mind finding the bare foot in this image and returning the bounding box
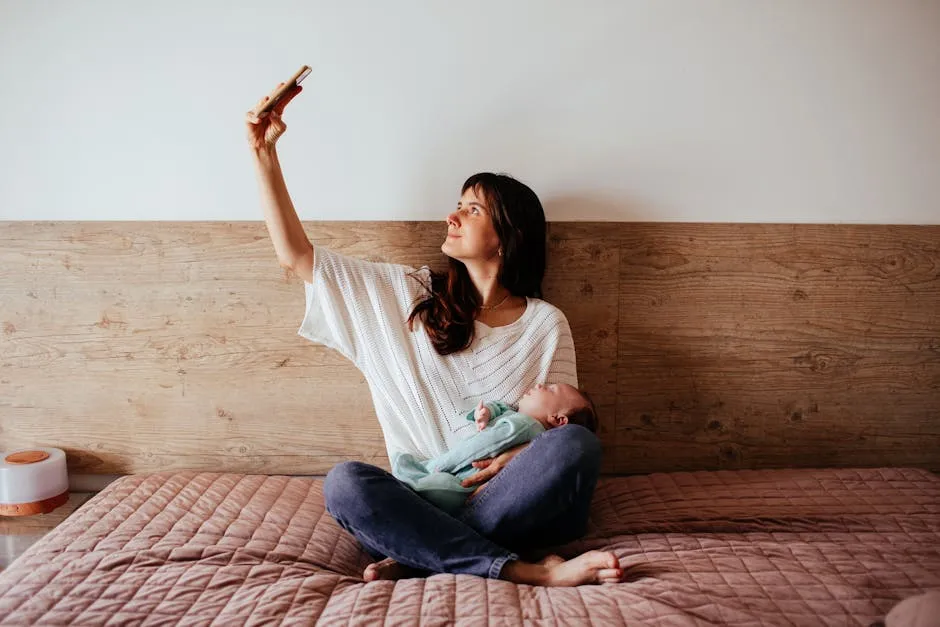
[502,550,622,587]
[362,557,422,582]
[537,554,565,568]
[544,550,622,586]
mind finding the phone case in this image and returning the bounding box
[254,65,311,117]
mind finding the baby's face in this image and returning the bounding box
[517,382,585,428]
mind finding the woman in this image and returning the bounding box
[245,83,622,586]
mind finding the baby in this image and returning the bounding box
[392,382,598,514]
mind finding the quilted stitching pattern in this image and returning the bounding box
[0,468,937,626]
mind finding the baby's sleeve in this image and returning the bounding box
[463,401,512,423]
[435,414,542,473]
[298,246,429,367]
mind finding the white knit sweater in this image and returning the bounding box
[298,247,579,460]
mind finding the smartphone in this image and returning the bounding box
[253,65,311,118]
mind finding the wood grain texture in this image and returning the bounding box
[1,221,937,475]
[615,224,940,473]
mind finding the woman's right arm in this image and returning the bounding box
[250,86,424,365]
[246,84,314,283]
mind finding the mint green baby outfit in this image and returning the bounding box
[391,401,545,514]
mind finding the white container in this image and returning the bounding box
[0,447,69,516]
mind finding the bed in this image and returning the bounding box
[2,222,939,624]
[1,466,937,626]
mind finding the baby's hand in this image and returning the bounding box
[474,400,491,431]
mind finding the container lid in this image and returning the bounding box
[5,450,51,465]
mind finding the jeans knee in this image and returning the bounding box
[323,461,374,517]
[542,424,602,475]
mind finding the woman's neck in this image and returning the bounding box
[464,260,512,309]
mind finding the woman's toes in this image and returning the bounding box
[596,568,623,583]
[585,550,619,570]
[362,563,380,582]
[604,552,619,569]
[363,558,424,582]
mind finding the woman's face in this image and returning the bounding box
[441,186,502,263]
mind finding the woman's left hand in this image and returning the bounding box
[461,442,529,499]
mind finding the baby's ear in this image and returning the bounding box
[552,414,569,427]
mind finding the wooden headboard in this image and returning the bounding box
[2,222,938,475]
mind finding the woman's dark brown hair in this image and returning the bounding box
[408,172,547,356]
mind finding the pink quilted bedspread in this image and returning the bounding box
[1,467,938,626]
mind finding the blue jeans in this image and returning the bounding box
[323,424,602,579]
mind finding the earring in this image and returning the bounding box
[498,248,503,257]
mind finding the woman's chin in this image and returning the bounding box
[441,242,465,261]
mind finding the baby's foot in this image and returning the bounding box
[362,557,422,582]
[544,550,622,586]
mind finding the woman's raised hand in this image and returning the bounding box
[245,83,303,151]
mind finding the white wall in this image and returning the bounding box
[1,0,938,223]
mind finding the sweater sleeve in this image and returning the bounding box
[297,246,429,367]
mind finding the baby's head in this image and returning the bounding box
[517,382,598,432]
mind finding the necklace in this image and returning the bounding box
[480,293,512,311]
